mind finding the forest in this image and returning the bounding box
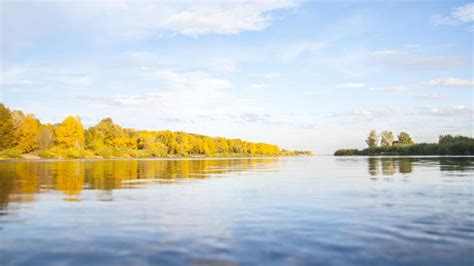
[0,103,312,159]
[334,130,474,156]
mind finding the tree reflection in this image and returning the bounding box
[368,157,473,178]
[55,161,85,201]
[367,157,413,177]
[368,158,378,176]
[439,157,473,172]
[0,169,14,211]
[381,158,396,176]
[398,158,413,174]
[0,158,277,209]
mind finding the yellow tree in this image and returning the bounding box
[158,130,178,154]
[137,131,167,156]
[249,143,257,155]
[55,116,85,149]
[38,124,55,149]
[176,132,191,155]
[190,135,203,154]
[217,137,229,154]
[229,139,243,153]
[202,137,217,155]
[15,114,41,152]
[85,127,105,150]
[11,110,25,132]
[0,103,15,149]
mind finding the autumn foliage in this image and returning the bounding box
[0,103,312,159]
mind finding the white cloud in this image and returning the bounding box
[431,15,460,26]
[162,1,299,36]
[1,65,96,88]
[368,50,469,71]
[350,107,413,121]
[280,41,327,61]
[140,68,232,91]
[334,105,473,122]
[124,50,245,75]
[62,75,94,87]
[76,67,308,129]
[335,82,408,92]
[2,1,299,53]
[335,82,367,89]
[452,3,474,22]
[418,105,473,117]
[421,77,474,88]
[413,93,443,100]
[79,68,245,121]
[248,84,270,89]
[0,67,33,85]
[403,44,421,50]
[78,93,162,107]
[207,58,240,73]
[368,85,408,92]
[264,73,280,79]
[432,3,474,26]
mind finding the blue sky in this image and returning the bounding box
[1,0,473,154]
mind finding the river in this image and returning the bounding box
[0,156,473,265]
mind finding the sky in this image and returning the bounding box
[1,0,473,154]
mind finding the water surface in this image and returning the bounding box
[0,157,473,265]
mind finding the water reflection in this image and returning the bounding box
[367,158,413,176]
[367,157,473,177]
[438,157,474,172]
[0,158,278,208]
[0,157,473,265]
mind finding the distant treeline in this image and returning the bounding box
[0,103,312,159]
[334,130,474,156]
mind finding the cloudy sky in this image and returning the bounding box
[1,0,473,154]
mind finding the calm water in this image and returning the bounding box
[0,156,473,266]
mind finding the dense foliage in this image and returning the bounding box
[0,103,311,159]
[334,130,474,156]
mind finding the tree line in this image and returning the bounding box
[334,130,474,156]
[0,103,312,159]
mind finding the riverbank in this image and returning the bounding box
[0,150,312,160]
[334,141,474,156]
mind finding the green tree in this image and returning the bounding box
[0,103,15,149]
[397,132,414,145]
[366,130,378,147]
[380,131,394,147]
[55,116,85,149]
[439,134,455,144]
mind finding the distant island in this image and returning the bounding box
[334,130,474,156]
[0,103,312,159]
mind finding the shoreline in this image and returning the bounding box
[0,155,312,162]
[2,154,474,162]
